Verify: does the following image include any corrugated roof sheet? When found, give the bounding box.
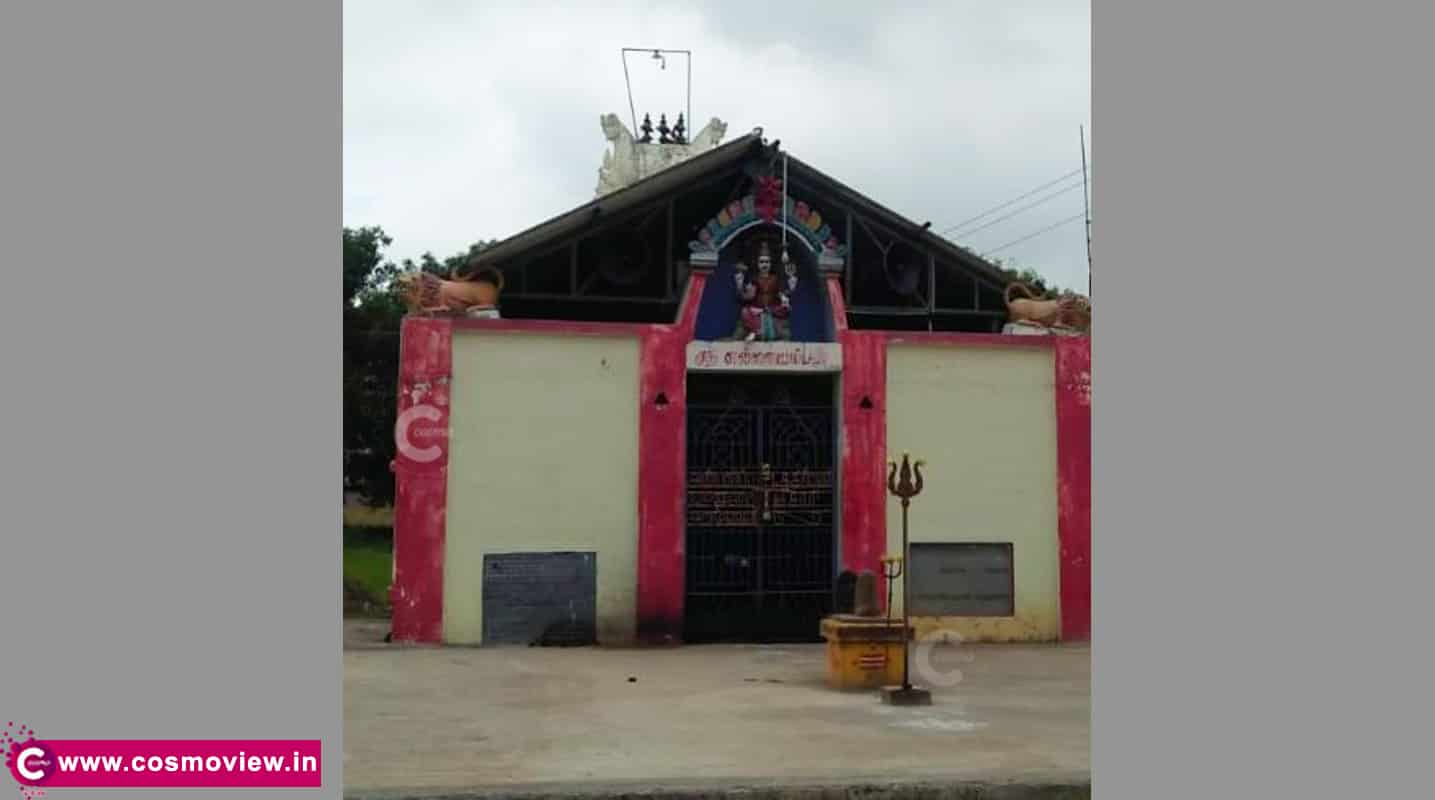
[467,132,765,270]
[466,129,1010,289]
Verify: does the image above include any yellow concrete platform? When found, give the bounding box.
[818,615,910,690]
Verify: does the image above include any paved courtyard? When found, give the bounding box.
[343,620,1089,797]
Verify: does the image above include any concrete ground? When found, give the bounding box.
[344,620,1089,798]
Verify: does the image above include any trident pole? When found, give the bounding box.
[901,493,912,690]
[884,453,930,705]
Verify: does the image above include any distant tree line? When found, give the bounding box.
[343,227,495,506]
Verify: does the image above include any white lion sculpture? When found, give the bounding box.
[596,113,728,197]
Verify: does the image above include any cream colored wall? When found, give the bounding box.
[444,332,641,645]
[884,345,1060,642]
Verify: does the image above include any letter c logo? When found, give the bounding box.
[15,744,56,783]
[395,404,443,463]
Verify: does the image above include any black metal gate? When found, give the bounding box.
[684,375,836,642]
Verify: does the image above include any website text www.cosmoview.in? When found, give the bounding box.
[6,738,322,790]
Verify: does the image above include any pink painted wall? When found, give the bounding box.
[390,276,709,645]
[1054,338,1092,640]
[635,272,708,643]
[389,317,452,643]
[823,282,1092,637]
[828,280,888,583]
[390,274,1091,644]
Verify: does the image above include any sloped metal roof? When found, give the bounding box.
[784,155,1011,289]
[465,129,1009,290]
[466,131,765,270]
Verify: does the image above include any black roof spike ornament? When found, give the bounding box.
[639,113,654,143]
[673,113,687,144]
[657,113,672,144]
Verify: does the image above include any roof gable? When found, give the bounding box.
[465,132,1017,332]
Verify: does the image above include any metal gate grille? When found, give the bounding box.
[684,377,836,642]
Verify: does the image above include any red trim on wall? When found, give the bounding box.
[834,313,1091,635]
[635,272,708,643]
[1054,338,1092,641]
[393,282,702,645]
[829,280,889,597]
[886,331,1056,349]
[840,332,889,590]
[448,317,653,336]
[391,277,1091,644]
[389,316,453,644]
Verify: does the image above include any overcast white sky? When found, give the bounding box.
[344,1,1090,291]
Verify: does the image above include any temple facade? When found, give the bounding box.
[389,120,1090,646]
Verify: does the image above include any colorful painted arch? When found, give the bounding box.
[688,194,849,259]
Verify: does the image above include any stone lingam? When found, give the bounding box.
[818,569,908,691]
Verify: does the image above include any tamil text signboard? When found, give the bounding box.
[685,340,843,372]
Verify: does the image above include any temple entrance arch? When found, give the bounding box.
[687,188,847,343]
[679,186,848,642]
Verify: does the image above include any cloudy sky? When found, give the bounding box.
[344,1,1090,292]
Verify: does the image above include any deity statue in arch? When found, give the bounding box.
[732,239,798,342]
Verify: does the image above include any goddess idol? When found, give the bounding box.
[732,240,798,342]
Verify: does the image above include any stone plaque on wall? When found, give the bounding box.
[482,552,597,645]
[908,543,1015,617]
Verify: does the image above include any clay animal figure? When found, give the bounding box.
[397,268,503,315]
[1004,283,1091,332]
[1060,294,1093,332]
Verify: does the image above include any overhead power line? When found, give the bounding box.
[1081,124,1093,297]
[950,180,1085,240]
[981,212,1088,258]
[939,167,1085,235]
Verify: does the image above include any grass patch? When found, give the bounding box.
[344,505,395,527]
[344,525,392,617]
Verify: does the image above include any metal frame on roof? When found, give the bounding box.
[464,133,765,273]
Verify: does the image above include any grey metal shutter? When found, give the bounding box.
[481,552,597,645]
[908,543,1015,617]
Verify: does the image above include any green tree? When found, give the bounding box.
[344,226,396,305]
[342,228,497,506]
[343,227,400,504]
[989,256,1068,299]
[955,247,1069,299]
[395,239,500,280]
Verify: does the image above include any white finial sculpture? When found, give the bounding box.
[596,113,728,197]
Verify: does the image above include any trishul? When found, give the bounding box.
[887,452,925,504]
[886,450,926,693]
